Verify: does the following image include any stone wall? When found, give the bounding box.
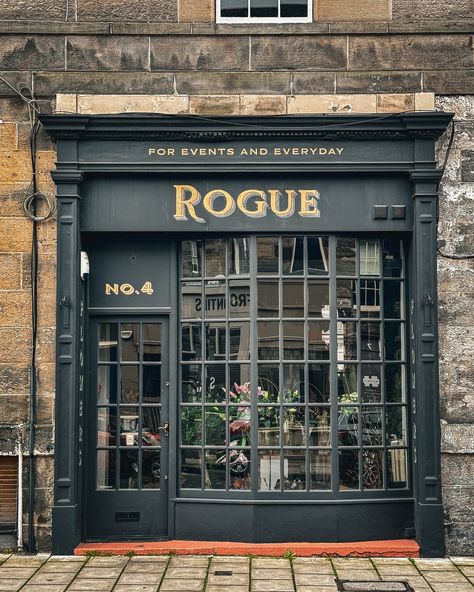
[0,9,472,552]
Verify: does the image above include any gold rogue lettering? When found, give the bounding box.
[173,185,321,223]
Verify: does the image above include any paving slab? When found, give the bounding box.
[27,571,76,585]
[0,581,24,591]
[295,586,338,592]
[0,560,10,566]
[380,575,430,588]
[422,570,471,582]
[206,586,249,592]
[212,556,249,563]
[0,568,37,579]
[293,563,335,575]
[333,559,373,569]
[451,558,474,566]
[87,556,130,567]
[2,557,46,568]
[252,568,293,580]
[372,558,413,565]
[113,586,158,592]
[430,583,474,592]
[169,556,209,568]
[295,573,336,586]
[76,566,123,579]
[377,565,420,576]
[209,560,250,573]
[48,555,86,562]
[21,586,68,592]
[130,556,170,563]
[460,567,474,576]
[118,572,164,584]
[40,561,84,572]
[251,579,295,591]
[335,570,379,581]
[165,568,207,579]
[159,579,204,590]
[252,558,291,568]
[207,573,250,585]
[68,579,117,591]
[124,561,167,573]
[414,559,457,570]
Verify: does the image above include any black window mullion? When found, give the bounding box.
[278,236,284,492]
[304,236,309,491]
[329,235,338,494]
[250,235,258,494]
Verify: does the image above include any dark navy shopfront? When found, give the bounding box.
[40,113,452,556]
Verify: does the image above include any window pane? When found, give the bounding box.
[336,238,356,276]
[229,449,250,490]
[119,449,138,489]
[258,363,280,403]
[99,323,118,361]
[383,239,403,278]
[309,408,331,446]
[258,321,279,360]
[283,450,305,490]
[142,449,160,489]
[385,364,405,403]
[388,449,407,488]
[308,321,330,360]
[386,406,407,446]
[308,236,329,275]
[361,321,381,360]
[143,324,161,361]
[181,281,201,319]
[338,407,358,446]
[363,449,383,489]
[206,323,226,361]
[337,321,357,360]
[181,323,202,361]
[206,409,226,446]
[230,321,250,360]
[205,239,226,277]
[337,364,358,404]
[308,280,330,318]
[384,281,403,319]
[221,0,248,17]
[257,236,279,274]
[97,408,116,446]
[121,323,139,361]
[258,279,279,317]
[281,0,308,17]
[310,450,331,490]
[339,449,359,490]
[181,364,202,402]
[229,364,251,402]
[360,279,380,318]
[250,0,278,17]
[283,407,305,446]
[119,407,139,445]
[362,407,383,446]
[337,279,356,318]
[282,364,304,403]
[229,279,250,318]
[205,450,226,489]
[142,407,161,446]
[384,322,403,361]
[205,280,226,318]
[180,449,202,489]
[98,365,117,404]
[309,364,330,403]
[258,407,280,446]
[230,406,251,446]
[283,279,304,317]
[97,449,115,490]
[282,237,304,274]
[361,364,382,403]
[229,237,250,275]
[259,449,280,491]
[205,364,226,403]
[360,240,381,276]
[283,321,304,360]
[181,406,202,445]
[121,366,139,404]
[181,240,202,278]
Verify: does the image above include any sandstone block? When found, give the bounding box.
[179,0,213,22]
[38,291,56,328]
[442,423,474,454]
[0,36,64,71]
[35,72,174,96]
[0,96,31,120]
[36,327,56,364]
[66,36,149,71]
[190,95,240,115]
[0,254,21,289]
[55,93,77,113]
[415,92,435,111]
[442,454,474,487]
[0,290,32,327]
[336,71,422,93]
[77,0,177,21]
[0,0,67,20]
[288,93,377,114]
[0,219,32,252]
[37,363,55,396]
[77,94,188,114]
[460,151,474,182]
[151,36,248,71]
[315,0,390,21]
[0,364,30,394]
[0,123,17,151]
[176,72,290,95]
[240,95,286,115]
[376,93,415,112]
[0,151,32,183]
[0,394,28,422]
[251,36,347,71]
[392,0,472,21]
[349,35,473,71]
[292,72,336,94]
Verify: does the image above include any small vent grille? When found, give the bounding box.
[115,512,140,522]
[0,457,17,532]
[336,581,414,592]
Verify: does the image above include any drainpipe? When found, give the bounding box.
[27,365,36,553]
[17,435,23,551]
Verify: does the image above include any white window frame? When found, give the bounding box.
[216,0,313,23]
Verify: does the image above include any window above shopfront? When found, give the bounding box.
[217,0,312,22]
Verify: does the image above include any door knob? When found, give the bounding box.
[159,422,169,437]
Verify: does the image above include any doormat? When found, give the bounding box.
[336,581,414,592]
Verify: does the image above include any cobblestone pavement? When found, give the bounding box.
[0,553,473,592]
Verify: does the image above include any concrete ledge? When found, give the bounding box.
[75,539,420,557]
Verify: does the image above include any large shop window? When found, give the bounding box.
[217,0,312,22]
[179,236,409,497]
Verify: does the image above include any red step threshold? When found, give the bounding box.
[75,539,419,558]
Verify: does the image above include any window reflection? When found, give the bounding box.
[308,236,329,275]
[282,237,304,274]
[259,449,280,491]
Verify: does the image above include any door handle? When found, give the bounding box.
[159,422,169,437]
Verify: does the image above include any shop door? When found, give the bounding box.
[85,317,169,540]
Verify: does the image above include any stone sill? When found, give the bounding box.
[0,19,472,35]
